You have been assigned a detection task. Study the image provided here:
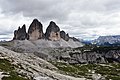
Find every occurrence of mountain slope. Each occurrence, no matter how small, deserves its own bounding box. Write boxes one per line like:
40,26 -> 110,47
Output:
12,39 -> 83,50
92,35 -> 120,46
0,46 -> 85,80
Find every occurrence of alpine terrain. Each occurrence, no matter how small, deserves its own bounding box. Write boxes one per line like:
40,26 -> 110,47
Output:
0,19 -> 120,80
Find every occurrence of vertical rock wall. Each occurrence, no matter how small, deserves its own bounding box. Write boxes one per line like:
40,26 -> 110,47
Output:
13,19 -> 79,42
13,24 -> 28,40
60,31 -> 69,41
45,21 -> 61,41
28,19 -> 44,40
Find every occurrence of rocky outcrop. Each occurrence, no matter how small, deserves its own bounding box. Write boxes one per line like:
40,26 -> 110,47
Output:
28,19 -> 44,40
60,31 -> 69,41
0,46 -> 85,80
69,52 -> 106,64
13,24 -> 28,40
104,50 -> 120,63
49,49 -> 106,64
67,49 -> 120,64
45,21 -> 61,41
13,19 -> 80,42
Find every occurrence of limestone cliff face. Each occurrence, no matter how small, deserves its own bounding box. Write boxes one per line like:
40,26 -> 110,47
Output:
13,19 -> 80,42
28,19 -> 44,40
45,21 -> 61,41
60,31 -> 69,41
13,24 -> 28,40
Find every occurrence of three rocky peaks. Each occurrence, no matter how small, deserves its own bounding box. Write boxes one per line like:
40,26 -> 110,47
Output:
13,19 -> 78,41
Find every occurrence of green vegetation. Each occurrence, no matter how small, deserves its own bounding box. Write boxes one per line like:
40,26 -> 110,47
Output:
92,46 -> 120,53
0,59 -> 29,80
2,72 -> 28,80
74,44 -> 120,53
0,59 -> 14,72
51,61 -> 120,80
106,75 -> 120,80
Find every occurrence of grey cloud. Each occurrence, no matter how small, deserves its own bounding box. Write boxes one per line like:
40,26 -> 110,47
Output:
69,0 -> 120,12
105,0 -> 120,11
0,0 -> 119,22
0,0 -> 120,40
0,37 -> 11,39
0,32 -> 12,35
0,0 -> 70,22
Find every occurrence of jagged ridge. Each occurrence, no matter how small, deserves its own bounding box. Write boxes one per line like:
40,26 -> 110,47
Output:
13,19 -> 79,42
92,35 -> 120,46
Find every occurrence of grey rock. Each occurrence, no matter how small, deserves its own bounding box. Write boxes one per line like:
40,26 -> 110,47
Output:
13,19 -> 80,42
69,51 -> 106,64
104,50 -> 120,63
45,21 -> 61,41
70,37 -> 80,42
92,35 -> 120,46
60,31 -> 69,41
13,24 -> 28,40
28,19 -> 44,40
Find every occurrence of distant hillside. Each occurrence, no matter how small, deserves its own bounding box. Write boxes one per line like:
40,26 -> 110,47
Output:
92,35 -> 120,46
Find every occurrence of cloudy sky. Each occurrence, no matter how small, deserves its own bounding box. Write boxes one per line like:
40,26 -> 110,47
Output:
0,0 -> 120,40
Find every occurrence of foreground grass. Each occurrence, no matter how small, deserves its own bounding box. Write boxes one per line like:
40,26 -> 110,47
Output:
51,61 -> 120,80
0,59 -> 29,80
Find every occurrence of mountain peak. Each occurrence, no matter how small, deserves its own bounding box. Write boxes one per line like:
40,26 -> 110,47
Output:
33,18 -> 39,22
45,21 -> 60,41
13,24 -> 28,40
28,19 -> 44,40
13,18 -> 79,42
50,21 -> 56,25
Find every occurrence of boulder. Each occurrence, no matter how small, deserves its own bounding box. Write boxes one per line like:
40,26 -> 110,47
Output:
13,24 -> 28,40
60,31 -> 69,41
28,19 -> 44,40
45,21 -> 61,41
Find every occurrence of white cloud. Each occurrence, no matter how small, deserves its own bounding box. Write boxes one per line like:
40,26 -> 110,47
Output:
0,0 -> 120,40
0,11 -> 31,40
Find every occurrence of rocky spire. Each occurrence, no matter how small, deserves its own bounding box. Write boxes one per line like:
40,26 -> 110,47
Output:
60,30 -> 69,41
13,19 -> 79,42
45,21 -> 61,41
13,24 -> 28,40
28,19 -> 44,40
